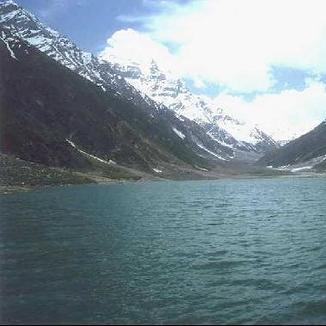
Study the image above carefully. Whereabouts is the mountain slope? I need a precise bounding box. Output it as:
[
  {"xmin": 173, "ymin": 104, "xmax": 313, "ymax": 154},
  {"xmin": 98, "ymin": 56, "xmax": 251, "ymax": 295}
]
[
  {"xmin": 0, "ymin": 0, "xmax": 144, "ymax": 99},
  {"xmin": 0, "ymin": 0, "xmax": 278, "ymax": 162},
  {"xmin": 105, "ymin": 55, "xmax": 278, "ymax": 160},
  {"xmin": 0, "ymin": 153, "xmax": 94, "ymax": 193},
  {"xmin": 2, "ymin": 27, "xmax": 242, "ymax": 182},
  {"xmin": 257, "ymin": 120, "xmax": 326, "ymax": 170},
  {"xmin": 0, "ymin": 0, "xmax": 239, "ymax": 163}
]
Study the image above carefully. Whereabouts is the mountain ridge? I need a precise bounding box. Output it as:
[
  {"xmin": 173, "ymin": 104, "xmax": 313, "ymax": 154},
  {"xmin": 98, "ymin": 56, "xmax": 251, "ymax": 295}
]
[
  {"xmin": 0, "ymin": 0, "xmax": 278, "ymax": 163},
  {"xmin": 1, "ymin": 26, "xmax": 243, "ymax": 181},
  {"xmin": 105, "ymin": 55, "xmax": 279, "ymax": 160},
  {"xmin": 1, "ymin": 0, "xmax": 244, "ymax": 165},
  {"xmin": 257, "ymin": 120, "xmax": 326, "ymax": 171}
]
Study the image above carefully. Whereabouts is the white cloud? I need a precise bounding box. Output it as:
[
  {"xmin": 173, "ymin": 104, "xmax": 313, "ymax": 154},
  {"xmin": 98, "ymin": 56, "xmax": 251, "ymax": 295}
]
[
  {"xmin": 99, "ymin": 28, "xmax": 179, "ymax": 75},
  {"xmin": 215, "ymin": 81, "xmax": 326, "ymax": 140},
  {"xmin": 99, "ymin": 1, "xmax": 326, "ymax": 140},
  {"xmin": 141, "ymin": 0, "xmax": 326, "ymax": 93}
]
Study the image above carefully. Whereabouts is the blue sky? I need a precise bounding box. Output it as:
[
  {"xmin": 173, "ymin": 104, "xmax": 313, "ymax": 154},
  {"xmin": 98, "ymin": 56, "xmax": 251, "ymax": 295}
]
[
  {"xmin": 15, "ymin": 0, "xmax": 316, "ymax": 95},
  {"xmin": 15, "ymin": 0, "xmax": 193, "ymax": 53},
  {"xmin": 13, "ymin": 0, "xmax": 326, "ymax": 139},
  {"xmin": 16, "ymin": 0, "xmax": 159, "ymax": 52}
]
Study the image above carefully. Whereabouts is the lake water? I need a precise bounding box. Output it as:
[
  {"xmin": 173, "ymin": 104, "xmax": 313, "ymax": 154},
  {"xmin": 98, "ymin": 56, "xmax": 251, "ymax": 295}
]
[{"xmin": 0, "ymin": 177, "xmax": 326, "ymax": 324}]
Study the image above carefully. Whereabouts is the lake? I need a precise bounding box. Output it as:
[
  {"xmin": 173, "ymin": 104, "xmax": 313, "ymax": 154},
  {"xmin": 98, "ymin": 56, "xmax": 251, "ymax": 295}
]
[{"xmin": 0, "ymin": 177, "xmax": 326, "ymax": 324}]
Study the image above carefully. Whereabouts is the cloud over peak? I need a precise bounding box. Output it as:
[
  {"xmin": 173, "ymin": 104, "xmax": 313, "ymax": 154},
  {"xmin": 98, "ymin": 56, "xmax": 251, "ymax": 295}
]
[
  {"xmin": 136, "ymin": 0, "xmax": 326, "ymax": 93},
  {"xmin": 99, "ymin": 1, "xmax": 326, "ymax": 140},
  {"xmin": 100, "ymin": 26, "xmax": 326, "ymax": 140},
  {"xmin": 100, "ymin": 28, "xmax": 179, "ymax": 75}
]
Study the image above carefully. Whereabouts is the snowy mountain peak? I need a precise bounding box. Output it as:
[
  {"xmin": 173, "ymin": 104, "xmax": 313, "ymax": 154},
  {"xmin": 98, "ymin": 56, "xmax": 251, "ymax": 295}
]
[
  {"xmin": 0, "ymin": 1, "xmax": 160, "ymax": 105},
  {"xmin": 1, "ymin": 2, "xmax": 244, "ymax": 163},
  {"xmin": 0, "ymin": 0, "xmax": 18, "ymax": 8},
  {"xmin": 104, "ymin": 55, "xmax": 278, "ymax": 156},
  {"xmin": 0, "ymin": 1, "xmax": 278, "ymax": 162}
]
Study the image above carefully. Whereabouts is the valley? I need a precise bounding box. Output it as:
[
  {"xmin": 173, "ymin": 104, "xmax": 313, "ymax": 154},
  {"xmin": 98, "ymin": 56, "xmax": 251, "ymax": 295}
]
[{"xmin": 0, "ymin": 0, "xmax": 325, "ymax": 191}]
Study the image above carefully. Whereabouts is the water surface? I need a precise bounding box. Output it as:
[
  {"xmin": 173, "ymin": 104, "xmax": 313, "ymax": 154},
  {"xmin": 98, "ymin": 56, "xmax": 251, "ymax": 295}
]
[{"xmin": 1, "ymin": 178, "xmax": 326, "ymax": 324}]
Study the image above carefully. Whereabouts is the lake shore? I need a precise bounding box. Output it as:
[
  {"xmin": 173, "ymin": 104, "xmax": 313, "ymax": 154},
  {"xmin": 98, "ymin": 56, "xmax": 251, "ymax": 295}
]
[
  {"xmin": 2, "ymin": 169, "xmax": 325, "ymax": 195},
  {"xmin": 1, "ymin": 153, "xmax": 325, "ymax": 195}
]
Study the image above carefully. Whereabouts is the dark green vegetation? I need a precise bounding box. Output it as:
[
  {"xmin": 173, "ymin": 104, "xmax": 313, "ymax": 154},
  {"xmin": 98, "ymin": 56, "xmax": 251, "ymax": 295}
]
[{"xmin": 258, "ymin": 121, "xmax": 326, "ymax": 170}]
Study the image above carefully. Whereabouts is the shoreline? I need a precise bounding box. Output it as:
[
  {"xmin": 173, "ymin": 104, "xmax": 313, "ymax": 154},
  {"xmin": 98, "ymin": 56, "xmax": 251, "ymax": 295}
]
[{"xmin": 1, "ymin": 171, "xmax": 325, "ymax": 195}]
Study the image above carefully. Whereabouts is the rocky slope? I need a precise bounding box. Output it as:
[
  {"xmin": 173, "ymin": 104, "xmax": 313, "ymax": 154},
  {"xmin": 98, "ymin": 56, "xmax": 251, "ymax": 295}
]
[
  {"xmin": 0, "ymin": 154, "xmax": 94, "ymax": 193},
  {"xmin": 257, "ymin": 120, "xmax": 326, "ymax": 171}
]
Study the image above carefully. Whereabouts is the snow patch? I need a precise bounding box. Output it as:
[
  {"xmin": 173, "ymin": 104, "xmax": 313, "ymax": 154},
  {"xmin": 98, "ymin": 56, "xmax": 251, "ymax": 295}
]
[
  {"xmin": 196, "ymin": 143, "xmax": 227, "ymax": 161},
  {"xmin": 207, "ymin": 132, "xmax": 234, "ymax": 149},
  {"xmin": 0, "ymin": 32, "xmax": 18, "ymax": 60},
  {"xmin": 172, "ymin": 127, "xmax": 185, "ymax": 140},
  {"xmin": 153, "ymin": 168, "xmax": 162, "ymax": 173},
  {"xmin": 66, "ymin": 139, "xmax": 113, "ymax": 165},
  {"xmin": 195, "ymin": 165, "xmax": 209, "ymax": 171},
  {"xmin": 291, "ymin": 166, "xmax": 313, "ymax": 172}
]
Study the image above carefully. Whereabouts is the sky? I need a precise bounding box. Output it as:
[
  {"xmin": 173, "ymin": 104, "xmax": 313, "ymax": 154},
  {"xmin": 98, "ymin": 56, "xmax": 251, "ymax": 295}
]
[{"xmin": 15, "ymin": 0, "xmax": 326, "ymax": 140}]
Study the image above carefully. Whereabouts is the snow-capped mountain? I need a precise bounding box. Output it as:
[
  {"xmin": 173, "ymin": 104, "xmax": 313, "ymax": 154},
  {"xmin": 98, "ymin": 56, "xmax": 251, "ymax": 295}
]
[
  {"xmin": 0, "ymin": 0, "xmax": 277, "ymax": 163},
  {"xmin": 0, "ymin": 0, "xmax": 240, "ymax": 164},
  {"xmin": 1, "ymin": 26, "xmax": 238, "ymax": 178},
  {"xmin": 0, "ymin": 0, "xmax": 165, "ymax": 110},
  {"xmin": 105, "ymin": 57, "xmax": 278, "ymax": 159}
]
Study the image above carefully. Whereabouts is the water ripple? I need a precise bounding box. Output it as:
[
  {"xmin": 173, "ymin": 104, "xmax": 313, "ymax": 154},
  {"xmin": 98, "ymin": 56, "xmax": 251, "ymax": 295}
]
[{"xmin": 1, "ymin": 177, "xmax": 326, "ymax": 324}]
